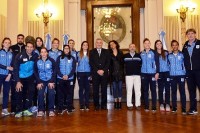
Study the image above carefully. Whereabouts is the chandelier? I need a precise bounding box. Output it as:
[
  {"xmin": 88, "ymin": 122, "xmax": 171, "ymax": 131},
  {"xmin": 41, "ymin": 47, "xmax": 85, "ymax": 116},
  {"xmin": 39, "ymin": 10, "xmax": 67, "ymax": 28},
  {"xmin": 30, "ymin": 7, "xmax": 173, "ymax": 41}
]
[
  {"xmin": 99, "ymin": 20, "xmax": 116, "ymax": 36},
  {"xmin": 35, "ymin": 0, "xmax": 53, "ymax": 26},
  {"xmin": 95, "ymin": 7, "xmax": 120, "ymax": 18},
  {"xmin": 176, "ymin": 0, "xmax": 196, "ymax": 22}
]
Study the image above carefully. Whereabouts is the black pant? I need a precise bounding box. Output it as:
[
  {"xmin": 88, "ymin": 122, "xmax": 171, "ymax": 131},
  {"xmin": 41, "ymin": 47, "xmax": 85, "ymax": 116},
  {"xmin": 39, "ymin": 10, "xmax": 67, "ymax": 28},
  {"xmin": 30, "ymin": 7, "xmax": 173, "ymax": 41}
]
[
  {"xmin": 77, "ymin": 72, "xmax": 90, "ymax": 107},
  {"xmin": 158, "ymin": 72, "xmax": 170, "ymax": 105},
  {"xmin": 186, "ymin": 70, "xmax": 200, "ymax": 111},
  {"xmin": 170, "ymin": 76, "xmax": 186, "ymax": 109},
  {"xmin": 92, "ymin": 73, "xmax": 108, "ymax": 107},
  {"xmin": 141, "ymin": 73, "xmax": 157, "ymax": 109},
  {"xmin": 11, "ymin": 79, "xmax": 17, "ymax": 112},
  {"xmin": 15, "ymin": 76, "xmax": 35, "ymax": 113},
  {"xmin": 57, "ymin": 79, "xmax": 73, "ymax": 110}
]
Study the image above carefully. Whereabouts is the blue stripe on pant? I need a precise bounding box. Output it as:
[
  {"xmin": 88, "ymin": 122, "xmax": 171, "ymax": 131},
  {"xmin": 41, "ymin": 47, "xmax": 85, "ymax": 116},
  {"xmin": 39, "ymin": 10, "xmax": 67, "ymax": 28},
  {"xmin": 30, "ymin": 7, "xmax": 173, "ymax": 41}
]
[
  {"xmin": 157, "ymin": 72, "xmax": 170, "ymax": 105},
  {"xmin": 141, "ymin": 73, "xmax": 157, "ymax": 109},
  {"xmin": 77, "ymin": 72, "xmax": 90, "ymax": 107},
  {"xmin": 15, "ymin": 76, "xmax": 35, "ymax": 112},
  {"xmin": 170, "ymin": 76, "xmax": 186, "ymax": 110},
  {"xmin": 57, "ymin": 79, "xmax": 73, "ymax": 110},
  {"xmin": 112, "ymin": 81, "xmax": 122, "ymax": 98},
  {"xmin": 37, "ymin": 81, "xmax": 55, "ymax": 111},
  {"xmin": 0, "ymin": 74, "xmax": 11, "ymax": 109},
  {"xmin": 186, "ymin": 70, "xmax": 200, "ymax": 111}
]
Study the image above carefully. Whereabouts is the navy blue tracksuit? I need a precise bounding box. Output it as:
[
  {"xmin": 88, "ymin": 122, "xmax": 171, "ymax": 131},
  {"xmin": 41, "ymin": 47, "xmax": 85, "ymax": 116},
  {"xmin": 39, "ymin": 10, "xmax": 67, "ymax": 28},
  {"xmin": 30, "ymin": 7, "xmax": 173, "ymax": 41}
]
[
  {"xmin": 34, "ymin": 57, "xmax": 56, "ymax": 111},
  {"xmin": 168, "ymin": 51, "xmax": 186, "ymax": 110}
]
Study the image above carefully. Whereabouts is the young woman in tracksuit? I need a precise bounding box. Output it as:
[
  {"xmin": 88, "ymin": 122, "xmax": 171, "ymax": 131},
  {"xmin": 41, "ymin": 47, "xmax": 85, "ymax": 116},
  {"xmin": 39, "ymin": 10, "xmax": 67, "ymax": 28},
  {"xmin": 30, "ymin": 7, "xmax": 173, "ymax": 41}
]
[
  {"xmin": 168, "ymin": 40, "xmax": 186, "ymax": 114},
  {"xmin": 56, "ymin": 45, "xmax": 76, "ymax": 114},
  {"xmin": 154, "ymin": 40, "xmax": 171, "ymax": 112},
  {"xmin": 34, "ymin": 47, "xmax": 56, "ymax": 117},
  {"xmin": 48, "ymin": 38, "xmax": 62, "ymax": 108},
  {"xmin": 77, "ymin": 41, "xmax": 91, "ymax": 110},
  {"xmin": 68, "ymin": 39, "xmax": 78, "ymax": 111},
  {"xmin": 0, "ymin": 37, "xmax": 13, "ymax": 116},
  {"xmin": 140, "ymin": 38, "xmax": 159, "ymax": 112}
]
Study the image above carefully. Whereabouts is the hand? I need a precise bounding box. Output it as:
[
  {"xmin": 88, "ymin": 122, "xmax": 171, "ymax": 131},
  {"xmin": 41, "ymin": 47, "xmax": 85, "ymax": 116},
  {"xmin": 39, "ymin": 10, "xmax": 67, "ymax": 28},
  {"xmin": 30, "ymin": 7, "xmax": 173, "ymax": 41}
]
[
  {"xmin": 63, "ymin": 75, "xmax": 68, "ymax": 80},
  {"xmin": 155, "ymin": 73, "xmax": 159, "ymax": 81},
  {"xmin": 37, "ymin": 83, "xmax": 43, "ymax": 90},
  {"xmin": 97, "ymin": 70, "xmax": 104, "ymax": 76},
  {"xmin": 5, "ymin": 74, "xmax": 11, "ymax": 82},
  {"xmin": 48, "ymin": 83, "xmax": 55, "ymax": 89},
  {"xmin": 16, "ymin": 82, "xmax": 23, "ymax": 92},
  {"xmin": 7, "ymin": 66, "xmax": 13, "ymax": 71}
]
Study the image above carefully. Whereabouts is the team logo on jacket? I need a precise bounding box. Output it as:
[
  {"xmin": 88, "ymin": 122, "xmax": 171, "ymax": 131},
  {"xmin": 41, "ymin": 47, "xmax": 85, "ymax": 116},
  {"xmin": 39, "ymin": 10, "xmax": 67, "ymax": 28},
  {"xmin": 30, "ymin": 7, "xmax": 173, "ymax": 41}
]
[
  {"xmin": 196, "ymin": 45, "xmax": 200, "ymax": 49},
  {"xmin": 46, "ymin": 64, "xmax": 50, "ymax": 68}
]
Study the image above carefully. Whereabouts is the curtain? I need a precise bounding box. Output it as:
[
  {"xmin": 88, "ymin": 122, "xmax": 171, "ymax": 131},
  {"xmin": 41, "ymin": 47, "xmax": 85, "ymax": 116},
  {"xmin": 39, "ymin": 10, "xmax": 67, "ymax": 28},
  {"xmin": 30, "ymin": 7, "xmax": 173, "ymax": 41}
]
[
  {"xmin": 0, "ymin": 15, "xmax": 7, "ymax": 47},
  {"xmin": 163, "ymin": 16, "xmax": 179, "ymax": 50},
  {"xmin": 28, "ymin": 20, "xmax": 64, "ymax": 48},
  {"xmin": 187, "ymin": 15, "xmax": 200, "ymax": 39}
]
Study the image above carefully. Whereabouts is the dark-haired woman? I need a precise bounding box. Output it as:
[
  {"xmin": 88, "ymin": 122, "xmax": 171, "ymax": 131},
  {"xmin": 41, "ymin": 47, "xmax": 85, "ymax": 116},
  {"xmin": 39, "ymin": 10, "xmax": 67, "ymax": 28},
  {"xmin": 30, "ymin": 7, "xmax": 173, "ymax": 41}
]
[
  {"xmin": 108, "ymin": 40, "xmax": 124, "ymax": 109},
  {"xmin": 154, "ymin": 40, "xmax": 170, "ymax": 112},
  {"xmin": 140, "ymin": 38, "xmax": 159, "ymax": 112},
  {"xmin": 34, "ymin": 47, "xmax": 56, "ymax": 117},
  {"xmin": 35, "ymin": 37, "xmax": 44, "ymax": 53},
  {"xmin": 168, "ymin": 40, "xmax": 186, "ymax": 114},
  {"xmin": 56, "ymin": 45, "xmax": 76, "ymax": 114},
  {"xmin": 0, "ymin": 37, "xmax": 13, "ymax": 116},
  {"xmin": 77, "ymin": 41, "xmax": 91, "ymax": 110}
]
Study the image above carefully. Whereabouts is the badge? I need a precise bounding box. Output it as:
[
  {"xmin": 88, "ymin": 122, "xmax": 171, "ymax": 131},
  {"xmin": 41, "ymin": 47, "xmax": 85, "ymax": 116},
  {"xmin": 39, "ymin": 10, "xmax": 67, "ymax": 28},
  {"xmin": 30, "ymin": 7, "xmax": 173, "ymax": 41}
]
[
  {"xmin": 152, "ymin": 77, "xmax": 155, "ymax": 81},
  {"xmin": 178, "ymin": 56, "xmax": 181, "ymax": 60},
  {"xmin": 167, "ymin": 78, "xmax": 170, "ymax": 82},
  {"xmin": 68, "ymin": 59, "xmax": 71, "ymax": 63},
  {"xmin": 181, "ymin": 78, "xmax": 184, "ymax": 82},
  {"xmin": 46, "ymin": 64, "xmax": 50, "ymax": 68},
  {"xmin": 70, "ymin": 81, "xmax": 73, "ymax": 85},
  {"xmin": 148, "ymin": 54, "xmax": 152, "ymax": 58},
  {"xmin": 23, "ymin": 58, "xmax": 28, "ymax": 62},
  {"xmin": 196, "ymin": 45, "xmax": 199, "ymax": 49}
]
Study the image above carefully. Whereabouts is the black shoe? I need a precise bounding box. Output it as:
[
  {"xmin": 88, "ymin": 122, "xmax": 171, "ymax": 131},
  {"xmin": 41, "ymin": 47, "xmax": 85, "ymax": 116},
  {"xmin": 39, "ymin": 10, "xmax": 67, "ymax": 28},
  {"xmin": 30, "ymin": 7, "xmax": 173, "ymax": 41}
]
[
  {"xmin": 152, "ymin": 107, "xmax": 157, "ymax": 112},
  {"xmin": 94, "ymin": 106, "xmax": 100, "ymax": 111},
  {"xmin": 101, "ymin": 106, "xmax": 107, "ymax": 110},
  {"xmin": 80, "ymin": 105, "xmax": 85, "ymax": 111},
  {"xmin": 187, "ymin": 109, "xmax": 198, "ymax": 115},
  {"xmin": 127, "ymin": 106, "xmax": 133, "ymax": 110},
  {"xmin": 114, "ymin": 102, "xmax": 117, "ymax": 109},
  {"xmin": 118, "ymin": 102, "xmax": 122, "ymax": 109},
  {"xmin": 172, "ymin": 107, "xmax": 177, "ymax": 113},
  {"xmin": 182, "ymin": 108, "xmax": 186, "ymax": 115},
  {"xmin": 85, "ymin": 105, "xmax": 90, "ymax": 111}
]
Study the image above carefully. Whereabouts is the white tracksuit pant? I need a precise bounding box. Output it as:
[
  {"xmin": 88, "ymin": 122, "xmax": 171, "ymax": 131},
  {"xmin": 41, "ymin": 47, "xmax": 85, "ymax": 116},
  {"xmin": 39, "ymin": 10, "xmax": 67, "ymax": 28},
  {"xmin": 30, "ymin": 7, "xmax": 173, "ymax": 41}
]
[{"xmin": 125, "ymin": 75, "xmax": 141, "ymax": 107}]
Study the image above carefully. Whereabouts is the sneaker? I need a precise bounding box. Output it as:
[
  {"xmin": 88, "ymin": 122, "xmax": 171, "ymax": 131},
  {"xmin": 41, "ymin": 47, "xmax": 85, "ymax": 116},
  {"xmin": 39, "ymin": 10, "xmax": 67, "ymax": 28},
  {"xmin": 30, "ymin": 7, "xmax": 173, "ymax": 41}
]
[
  {"xmin": 152, "ymin": 107, "xmax": 157, "ymax": 112},
  {"xmin": 144, "ymin": 108, "xmax": 149, "ymax": 112},
  {"xmin": 10, "ymin": 112, "xmax": 15, "ymax": 115},
  {"xmin": 159, "ymin": 104, "xmax": 165, "ymax": 112},
  {"xmin": 187, "ymin": 110, "xmax": 198, "ymax": 115},
  {"xmin": 29, "ymin": 106, "xmax": 38, "ymax": 113},
  {"xmin": 72, "ymin": 106, "xmax": 75, "ymax": 112},
  {"xmin": 182, "ymin": 108, "xmax": 187, "ymax": 115},
  {"xmin": 85, "ymin": 106, "xmax": 90, "ymax": 111},
  {"xmin": 23, "ymin": 110, "xmax": 33, "ymax": 116},
  {"xmin": 165, "ymin": 104, "xmax": 171, "ymax": 112},
  {"xmin": 80, "ymin": 106, "xmax": 85, "ymax": 111},
  {"xmin": 49, "ymin": 111, "xmax": 55, "ymax": 117},
  {"xmin": 15, "ymin": 112, "xmax": 23, "ymax": 118},
  {"xmin": 2, "ymin": 109, "xmax": 10, "ymax": 116},
  {"xmin": 37, "ymin": 111, "xmax": 45, "ymax": 117},
  {"xmin": 67, "ymin": 109, "xmax": 73, "ymax": 114},
  {"xmin": 172, "ymin": 108, "xmax": 177, "ymax": 113}
]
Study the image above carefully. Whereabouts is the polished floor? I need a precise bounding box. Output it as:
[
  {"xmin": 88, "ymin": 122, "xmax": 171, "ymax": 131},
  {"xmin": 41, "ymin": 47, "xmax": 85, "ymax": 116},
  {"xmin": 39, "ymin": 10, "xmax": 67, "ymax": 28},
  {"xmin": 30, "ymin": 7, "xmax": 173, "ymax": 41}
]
[{"xmin": 0, "ymin": 101, "xmax": 200, "ymax": 133}]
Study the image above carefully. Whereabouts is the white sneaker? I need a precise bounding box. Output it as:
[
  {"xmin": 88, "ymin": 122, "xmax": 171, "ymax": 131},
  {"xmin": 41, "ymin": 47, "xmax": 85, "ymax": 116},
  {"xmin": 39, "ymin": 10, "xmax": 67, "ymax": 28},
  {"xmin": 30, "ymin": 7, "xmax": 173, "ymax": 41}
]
[
  {"xmin": 165, "ymin": 104, "xmax": 171, "ymax": 112},
  {"xmin": 2, "ymin": 109, "xmax": 10, "ymax": 116},
  {"xmin": 160, "ymin": 104, "xmax": 165, "ymax": 112}
]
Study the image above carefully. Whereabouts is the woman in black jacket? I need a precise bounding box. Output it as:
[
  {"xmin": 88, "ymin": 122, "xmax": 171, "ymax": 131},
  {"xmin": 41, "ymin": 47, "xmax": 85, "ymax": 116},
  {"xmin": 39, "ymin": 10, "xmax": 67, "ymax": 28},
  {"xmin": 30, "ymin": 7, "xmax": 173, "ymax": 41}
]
[{"xmin": 108, "ymin": 40, "xmax": 124, "ymax": 109}]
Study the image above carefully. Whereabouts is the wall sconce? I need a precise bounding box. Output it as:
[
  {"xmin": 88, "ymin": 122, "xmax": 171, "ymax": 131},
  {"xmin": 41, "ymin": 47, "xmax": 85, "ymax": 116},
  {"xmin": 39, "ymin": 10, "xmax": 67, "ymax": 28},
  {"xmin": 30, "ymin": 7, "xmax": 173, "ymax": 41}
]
[
  {"xmin": 176, "ymin": 0, "xmax": 196, "ymax": 22},
  {"xmin": 35, "ymin": 0, "xmax": 53, "ymax": 26}
]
